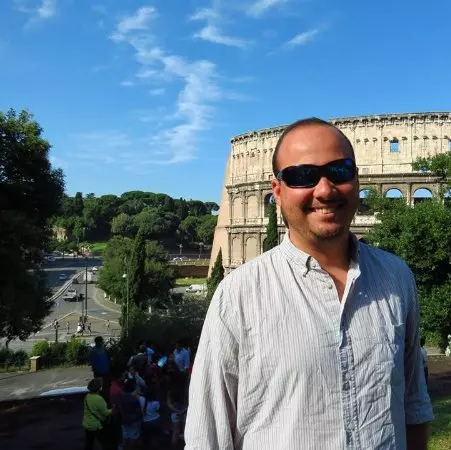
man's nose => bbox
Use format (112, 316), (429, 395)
(313, 176), (336, 198)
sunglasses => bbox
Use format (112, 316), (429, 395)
(276, 158), (357, 188)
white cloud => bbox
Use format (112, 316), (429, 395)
(190, 5), (251, 49)
(15, 0), (58, 26)
(120, 80), (135, 87)
(50, 155), (68, 169)
(189, 8), (219, 22)
(247, 0), (288, 17)
(284, 29), (319, 48)
(111, 6), (157, 42)
(194, 24), (250, 49)
(149, 88), (165, 96)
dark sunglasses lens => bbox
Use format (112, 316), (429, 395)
(326, 159), (355, 183)
(283, 166), (319, 187)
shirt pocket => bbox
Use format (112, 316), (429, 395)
(374, 324), (405, 386)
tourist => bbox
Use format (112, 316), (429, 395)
(82, 378), (112, 450)
(421, 337), (429, 386)
(105, 320), (110, 332)
(76, 322), (83, 335)
(140, 385), (162, 447)
(127, 344), (148, 373)
(109, 368), (127, 450)
(87, 321), (92, 335)
(185, 118), (433, 449)
(128, 365), (147, 395)
(66, 321), (70, 334)
(167, 372), (188, 447)
(173, 341), (190, 372)
(90, 336), (109, 378)
(120, 377), (142, 449)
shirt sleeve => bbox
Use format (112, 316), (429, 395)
(404, 273), (434, 424)
(185, 281), (239, 450)
(184, 349), (190, 370)
(94, 395), (112, 418)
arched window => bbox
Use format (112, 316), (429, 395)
(358, 189), (371, 214)
(384, 188), (403, 199)
(413, 188), (433, 206)
(264, 193), (275, 217)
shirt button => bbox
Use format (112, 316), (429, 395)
(328, 284), (334, 289)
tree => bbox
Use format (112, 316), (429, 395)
(365, 153), (451, 349)
(176, 198), (189, 220)
(177, 216), (201, 245)
(0, 108), (64, 342)
(263, 201), (278, 251)
(197, 215), (218, 246)
(111, 213), (136, 238)
(73, 192), (84, 216)
(207, 249), (224, 301)
(128, 227), (147, 309)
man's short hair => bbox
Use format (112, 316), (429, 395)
(94, 336), (103, 346)
(272, 117), (355, 176)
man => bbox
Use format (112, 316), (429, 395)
(90, 336), (109, 379)
(174, 341), (190, 372)
(185, 118), (433, 449)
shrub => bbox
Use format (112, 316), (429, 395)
(30, 340), (50, 357)
(66, 338), (89, 365)
(0, 347), (28, 369)
(0, 347), (14, 364)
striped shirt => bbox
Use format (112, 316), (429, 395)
(185, 233), (433, 450)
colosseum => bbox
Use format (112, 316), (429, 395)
(210, 112), (451, 273)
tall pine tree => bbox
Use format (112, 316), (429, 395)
(263, 201), (278, 252)
(128, 226), (147, 309)
(207, 248), (224, 301)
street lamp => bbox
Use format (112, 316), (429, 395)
(198, 242), (204, 259)
(178, 243), (183, 255)
(122, 257), (129, 336)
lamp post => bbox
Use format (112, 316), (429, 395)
(198, 242), (204, 259)
(84, 256), (88, 322)
(178, 243), (183, 255)
(122, 257), (129, 337)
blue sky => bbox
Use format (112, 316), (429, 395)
(1, 0), (451, 203)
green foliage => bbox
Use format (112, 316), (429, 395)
(207, 249), (224, 301)
(0, 347), (28, 367)
(65, 338), (89, 365)
(128, 228), (147, 309)
(178, 216), (201, 244)
(0, 108), (64, 342)
(264, 201), (278, 252)
(122, 296), (209, 353)
(111, 212), (136, 238)
(197, 215), (218, 246)
(30, 339), (89, 367)
(74, 192), (84, 216)
(366, 153), (451, 351)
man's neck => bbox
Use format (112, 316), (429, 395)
(289, 230), (351, 271)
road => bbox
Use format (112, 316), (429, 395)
(2, 258), (120, 352)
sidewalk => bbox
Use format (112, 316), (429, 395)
(0, 366), (92, 401)
(93, 286), (121, 313)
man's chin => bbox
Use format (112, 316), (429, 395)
(311, 224), (346, 241)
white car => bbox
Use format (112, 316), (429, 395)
(186, 284), (206, 293)
(58, 273), (68, 281)
(91, 266), (98, 272)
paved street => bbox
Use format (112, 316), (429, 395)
(2, 258), (120, 352)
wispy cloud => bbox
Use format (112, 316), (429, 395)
(190, 6), (251, 49)
(284, 28), (319, 48)
(247, 0), (288, 17)
(120, 80), (135, 87)
(15, 0), (58, 26)
(194, 24), (250, 49)
(110, 6), (157, 42)
(149, 88), (165, 96)
(105, 6), (232, 165)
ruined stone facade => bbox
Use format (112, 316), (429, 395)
(210, 113), (451, 273)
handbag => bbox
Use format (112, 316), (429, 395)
(85, 395), (111, 428)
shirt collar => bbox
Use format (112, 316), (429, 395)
(279, 231), (360, 275)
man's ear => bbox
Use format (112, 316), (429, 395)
(271, 178), (281, 206)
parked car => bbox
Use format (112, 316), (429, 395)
(58, 273), (68, 281)
(63, 289), (77, 301)
(186, 284), (206, 293)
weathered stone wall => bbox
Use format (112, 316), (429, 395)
(210, 112), (451, 274)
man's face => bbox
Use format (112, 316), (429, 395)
(272, 125), (359, 245)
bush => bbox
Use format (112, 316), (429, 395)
(65, 338), (89, 365)
(30, 340), (50, 357)
(0, 347), (28, 368)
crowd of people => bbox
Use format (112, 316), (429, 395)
(83, 336), (192, 450)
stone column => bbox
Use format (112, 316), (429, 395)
(241, 233), (245, 263)
(406, 183), (413, 206)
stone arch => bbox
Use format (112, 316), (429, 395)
(232, 196), (242, 219)
(246, 195), (258, 220)
(384, 188), (403, 199)
(358, 188), (371, 214)
(263, 193), (275, 217)
(245, 236), (258, 262)
(231, 236), (241, 260)
(413, 188), (433, 205)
